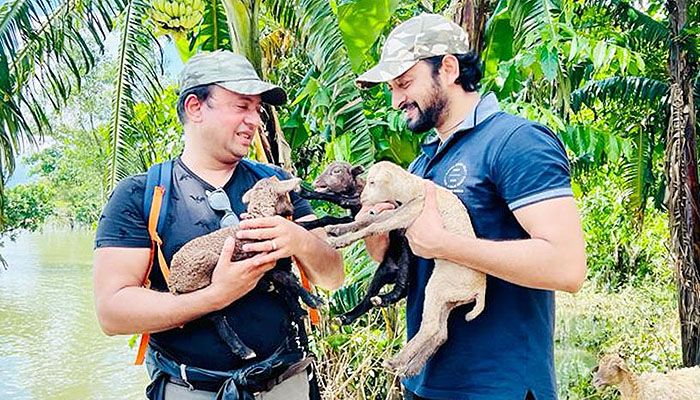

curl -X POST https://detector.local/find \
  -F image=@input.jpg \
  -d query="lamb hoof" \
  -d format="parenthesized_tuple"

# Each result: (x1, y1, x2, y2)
(382, 358, 406, 376)
(325, 225, 342, 237)
(402, 359, 423, 377)
(326, 237, 344, 249)
(304, 293, 325, 308)
(370, 296, 382, 306)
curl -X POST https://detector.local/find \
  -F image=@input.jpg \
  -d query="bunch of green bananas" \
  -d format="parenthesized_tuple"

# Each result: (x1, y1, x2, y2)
(149, 0, 204, 34)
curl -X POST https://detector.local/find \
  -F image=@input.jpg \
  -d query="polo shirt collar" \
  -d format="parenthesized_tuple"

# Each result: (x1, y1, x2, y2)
(422, 92, 501, 150)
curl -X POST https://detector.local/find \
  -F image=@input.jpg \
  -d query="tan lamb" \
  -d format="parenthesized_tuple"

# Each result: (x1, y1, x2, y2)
(169, 176, 323, 360)
(593, 354, 700, 400)
(324, 161, 486, 377)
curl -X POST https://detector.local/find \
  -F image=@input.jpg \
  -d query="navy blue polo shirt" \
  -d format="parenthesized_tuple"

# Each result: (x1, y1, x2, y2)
(95, 157, 314, 371)
(403, 93, 572, 400)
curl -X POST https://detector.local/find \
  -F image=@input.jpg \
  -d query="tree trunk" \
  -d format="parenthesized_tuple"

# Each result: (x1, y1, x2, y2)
(450, 0, 496, 53)
(665, 0, 700, 367)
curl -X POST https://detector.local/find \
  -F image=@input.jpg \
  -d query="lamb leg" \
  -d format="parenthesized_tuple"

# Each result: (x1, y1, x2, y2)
(298, 187, 361, 210)
(269, 270, 325, 309)
(209, 313, 257, 360)
(384, 298, 451, 377)
(371, 233, 413, 307)
(297, 215, 354, 231)
(384, 259, 483, 377)
(337, 255, 399, 325)
(327, 202, 422, 248)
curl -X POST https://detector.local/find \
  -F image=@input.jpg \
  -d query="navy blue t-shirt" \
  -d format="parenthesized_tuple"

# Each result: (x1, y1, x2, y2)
(95, 157, 314, 371)
(403, 94, 572, 400)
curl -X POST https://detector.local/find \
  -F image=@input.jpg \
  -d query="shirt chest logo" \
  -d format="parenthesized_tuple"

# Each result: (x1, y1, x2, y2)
(444, 163, 468, 192)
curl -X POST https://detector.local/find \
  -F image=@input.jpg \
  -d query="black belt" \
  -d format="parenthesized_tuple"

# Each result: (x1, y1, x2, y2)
(167, 357, 314, 393)
(168, 375, 223, 392)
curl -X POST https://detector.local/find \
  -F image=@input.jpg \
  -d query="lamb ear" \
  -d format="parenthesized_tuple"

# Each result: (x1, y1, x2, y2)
(614, 354, 630, 373)
(275, 178, 302, 194)
(351, 165, 364, 176)
(242, 189, 251, 204)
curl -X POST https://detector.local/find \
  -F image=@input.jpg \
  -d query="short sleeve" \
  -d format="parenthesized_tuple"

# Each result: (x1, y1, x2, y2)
(94, 175, 151, 249)
(492, 123, 573, 211)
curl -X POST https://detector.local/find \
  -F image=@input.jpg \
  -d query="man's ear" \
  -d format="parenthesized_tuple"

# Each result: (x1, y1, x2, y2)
(441, 54, 461, 86)
(184, 94, 205, 123)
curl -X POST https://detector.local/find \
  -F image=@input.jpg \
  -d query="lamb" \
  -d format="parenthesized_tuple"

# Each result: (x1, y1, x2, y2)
(593, 354, 700, 400)
(296, 161, 364, 229)
(298, 161, 415, 326)
(324, 161, 486, 377)
(169, 176, 324, 360)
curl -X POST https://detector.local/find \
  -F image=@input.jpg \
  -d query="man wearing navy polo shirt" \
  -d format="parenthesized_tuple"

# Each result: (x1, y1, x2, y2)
(357, 14, 587, 400)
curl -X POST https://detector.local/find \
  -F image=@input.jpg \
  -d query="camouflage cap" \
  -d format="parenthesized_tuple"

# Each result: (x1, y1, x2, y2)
(356, 13, 471, 88)
(178, 50, 287, 105)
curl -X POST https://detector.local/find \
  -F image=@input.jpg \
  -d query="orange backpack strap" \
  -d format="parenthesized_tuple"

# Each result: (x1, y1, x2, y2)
(286, 215, 320, 326)
(135, 163, 173, 365)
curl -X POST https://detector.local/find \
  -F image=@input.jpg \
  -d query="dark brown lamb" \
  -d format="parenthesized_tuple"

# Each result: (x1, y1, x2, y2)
(297, 161, 415, 327)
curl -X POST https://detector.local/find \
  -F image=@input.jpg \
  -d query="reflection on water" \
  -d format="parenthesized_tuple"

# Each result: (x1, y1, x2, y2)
(0, 229, 149, 399)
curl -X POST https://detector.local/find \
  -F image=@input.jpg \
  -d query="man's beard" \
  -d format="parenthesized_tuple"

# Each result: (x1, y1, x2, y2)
(403, 81, 447, 133)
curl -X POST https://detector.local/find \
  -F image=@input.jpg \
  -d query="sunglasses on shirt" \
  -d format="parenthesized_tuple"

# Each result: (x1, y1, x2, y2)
(206, 188, 240, 228)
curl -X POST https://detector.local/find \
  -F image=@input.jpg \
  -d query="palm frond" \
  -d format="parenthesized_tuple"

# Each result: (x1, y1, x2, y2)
(197, 0, 232, 51)
(579, 0, 669, 50)
(221, 0, 262, 72)
(506, 0, 561, 52)
(265, 0, 301, 34)
(571, 76, 669, 112)
(621, 127, 653, 219)
(108, 0, 164, 190)
(0, 0, 127, 185)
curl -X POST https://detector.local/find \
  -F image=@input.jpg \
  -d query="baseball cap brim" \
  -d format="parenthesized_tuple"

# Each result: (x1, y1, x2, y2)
(217, 80, 287, 106)
(356, 59, 419, 89)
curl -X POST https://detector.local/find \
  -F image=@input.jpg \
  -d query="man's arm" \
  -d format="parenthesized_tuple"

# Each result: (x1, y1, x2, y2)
(93, 237, 276, 335)
(236, 216, 344, 290)
(405, 184, 586, 293)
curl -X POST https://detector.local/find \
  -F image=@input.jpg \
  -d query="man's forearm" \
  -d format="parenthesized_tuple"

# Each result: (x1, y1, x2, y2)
(96, 285, 225, 335)
(435, 233, 586, 293)
(296, 229, 344, 290)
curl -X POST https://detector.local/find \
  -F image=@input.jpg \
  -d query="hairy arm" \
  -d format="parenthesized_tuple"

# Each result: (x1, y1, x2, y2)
(406, 184, 586, 293)
(93, 238, 275, 335)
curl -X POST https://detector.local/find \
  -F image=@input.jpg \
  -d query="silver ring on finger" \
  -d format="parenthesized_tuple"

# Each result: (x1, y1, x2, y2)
(271, 239, 277, 251)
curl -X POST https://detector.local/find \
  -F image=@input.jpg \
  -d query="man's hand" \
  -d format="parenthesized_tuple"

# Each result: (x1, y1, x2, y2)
(405, 181, 448, 259)
(208, 237, 276, 309)
(236, 216, 310, 265)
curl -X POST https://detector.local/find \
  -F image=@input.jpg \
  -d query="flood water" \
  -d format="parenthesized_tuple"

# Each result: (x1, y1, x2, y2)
(0, 229, 149, 399)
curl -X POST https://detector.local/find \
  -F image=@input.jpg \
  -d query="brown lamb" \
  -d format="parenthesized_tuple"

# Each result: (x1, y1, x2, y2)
(167, 176, 323, 360)
(168, 176, 299, 294)
(593, 354, 700, 400)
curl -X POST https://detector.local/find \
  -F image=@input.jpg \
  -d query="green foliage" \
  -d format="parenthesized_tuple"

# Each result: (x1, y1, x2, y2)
(0, 0, 129, 185)
(2, 181, 55, 239)
(336, 0, 399, 73)
(311, 241, 405, 399)
(26, 143, 106, 227)
(556, 282, 680, 399)
(108, 0, 165, 190)
(576, 166, 671, 289)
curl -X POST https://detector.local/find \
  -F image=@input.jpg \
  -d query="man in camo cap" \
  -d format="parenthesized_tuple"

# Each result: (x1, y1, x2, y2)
(360, 13, 586, 400)
(94, 50, 343, 400)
